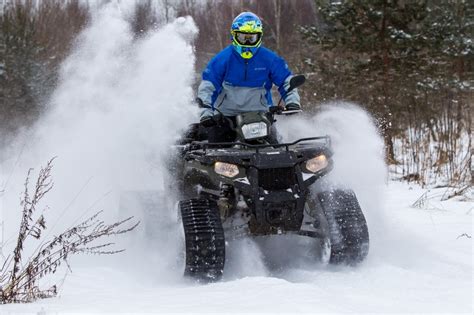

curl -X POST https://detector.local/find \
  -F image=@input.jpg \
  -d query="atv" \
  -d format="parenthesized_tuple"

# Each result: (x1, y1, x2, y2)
(173, 75, 369, 280)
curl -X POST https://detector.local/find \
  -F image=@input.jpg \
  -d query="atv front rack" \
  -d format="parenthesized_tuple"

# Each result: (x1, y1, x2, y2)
(187, 136, 331, 153)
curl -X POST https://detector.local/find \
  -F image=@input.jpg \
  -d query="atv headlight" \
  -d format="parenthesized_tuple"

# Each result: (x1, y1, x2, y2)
(241, 122, 268, 140)
(306, 155, 328, 173)
(214, 162, 239, 178)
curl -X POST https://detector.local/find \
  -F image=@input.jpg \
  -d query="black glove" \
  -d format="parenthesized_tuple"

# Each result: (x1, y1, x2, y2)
(285, 103, 301, 111)
(200, 116, 216, 127)
(196, 98, 206, 108)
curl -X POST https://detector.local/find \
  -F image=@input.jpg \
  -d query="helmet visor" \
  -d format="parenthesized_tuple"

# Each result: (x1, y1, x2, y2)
(234, 32, 261, 46)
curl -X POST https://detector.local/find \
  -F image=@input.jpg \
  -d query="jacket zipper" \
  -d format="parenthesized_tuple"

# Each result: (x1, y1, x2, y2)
(244, 60, 248, 81)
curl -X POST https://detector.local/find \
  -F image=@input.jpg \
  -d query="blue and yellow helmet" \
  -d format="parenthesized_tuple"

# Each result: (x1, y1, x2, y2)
(231, 12, 263, 59)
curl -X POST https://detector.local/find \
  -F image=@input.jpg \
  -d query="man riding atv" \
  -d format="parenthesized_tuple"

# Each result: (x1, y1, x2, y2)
(169, 12, 369, 281)
(197, 11, 300, 142)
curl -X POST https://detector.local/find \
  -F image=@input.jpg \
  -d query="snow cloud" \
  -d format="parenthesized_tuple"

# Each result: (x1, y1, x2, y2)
(0, 3, 198, 273)
(278, 102, 388, 260)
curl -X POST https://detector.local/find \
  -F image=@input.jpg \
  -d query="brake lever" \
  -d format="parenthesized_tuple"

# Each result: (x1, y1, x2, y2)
(279, 109, 303, 115)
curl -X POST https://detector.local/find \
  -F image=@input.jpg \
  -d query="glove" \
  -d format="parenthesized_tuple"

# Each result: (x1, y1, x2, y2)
(285, 103, 301, 111)
(196, 98, 206, 108)
(200, 116, 216, 127)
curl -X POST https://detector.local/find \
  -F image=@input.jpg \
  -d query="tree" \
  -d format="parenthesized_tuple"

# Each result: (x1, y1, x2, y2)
(0, 0, 88, 144)
(301, 0, 472, 185)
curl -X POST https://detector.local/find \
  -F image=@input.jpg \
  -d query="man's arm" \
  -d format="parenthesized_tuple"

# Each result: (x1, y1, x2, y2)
(197, 53, 227, 120)
(269, 55, 301, 109)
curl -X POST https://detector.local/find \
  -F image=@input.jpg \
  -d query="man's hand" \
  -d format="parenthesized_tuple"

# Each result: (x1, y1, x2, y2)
(285, 103, 301, 111)
(200, 116, 216, 127)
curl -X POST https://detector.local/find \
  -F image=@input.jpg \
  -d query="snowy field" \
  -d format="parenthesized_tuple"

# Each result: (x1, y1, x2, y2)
(0, 3, 472, 314)
(0, 181, 472, 314)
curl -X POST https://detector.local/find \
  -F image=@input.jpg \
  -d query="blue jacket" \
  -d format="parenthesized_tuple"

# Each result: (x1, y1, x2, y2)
(198, 45, 300, 118)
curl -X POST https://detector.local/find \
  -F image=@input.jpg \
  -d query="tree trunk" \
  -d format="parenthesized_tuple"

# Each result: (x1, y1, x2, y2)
(273, 0, 282, 52)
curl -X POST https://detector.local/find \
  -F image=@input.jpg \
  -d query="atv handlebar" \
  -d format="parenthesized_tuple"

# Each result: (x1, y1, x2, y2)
(274, 108, 303, 115)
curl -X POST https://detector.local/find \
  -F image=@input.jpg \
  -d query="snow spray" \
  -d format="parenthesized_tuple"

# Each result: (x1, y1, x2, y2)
(280, 103, 387, 222)
(274, 103, 389, 270)
(0, 3, 198, 282)
(225, 103, 389, 277)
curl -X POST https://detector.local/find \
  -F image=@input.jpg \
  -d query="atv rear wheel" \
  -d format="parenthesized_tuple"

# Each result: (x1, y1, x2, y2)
(318, 189, 369, 265)
(179, 198, 225, 281)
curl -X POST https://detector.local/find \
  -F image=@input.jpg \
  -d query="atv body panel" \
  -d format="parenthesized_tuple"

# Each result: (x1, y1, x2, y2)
(180, 138, 333, 235)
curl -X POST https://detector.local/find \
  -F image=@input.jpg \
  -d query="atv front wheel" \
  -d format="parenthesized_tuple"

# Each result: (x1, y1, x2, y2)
(179, 198, 225, 281)
(318, 189, 369, 265)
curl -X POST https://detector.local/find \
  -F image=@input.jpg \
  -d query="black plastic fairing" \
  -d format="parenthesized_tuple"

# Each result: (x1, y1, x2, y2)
(186, 142, 332, 167)
(181, 137, 334, 232)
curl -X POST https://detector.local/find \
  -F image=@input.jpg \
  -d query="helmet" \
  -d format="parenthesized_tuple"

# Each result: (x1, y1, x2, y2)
(230, 12, 263, 59)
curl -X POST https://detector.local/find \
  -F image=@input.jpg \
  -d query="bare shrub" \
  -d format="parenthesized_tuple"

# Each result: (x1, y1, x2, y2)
(0, 159, 138, 304)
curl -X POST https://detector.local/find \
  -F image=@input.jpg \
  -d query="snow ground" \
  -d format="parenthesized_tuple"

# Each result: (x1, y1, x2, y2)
(0, 4, 471, 314)
(1, 181, 472, 314)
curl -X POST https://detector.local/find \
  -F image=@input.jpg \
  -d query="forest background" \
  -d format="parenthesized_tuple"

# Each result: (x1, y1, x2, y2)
(0, 0, 472, 187)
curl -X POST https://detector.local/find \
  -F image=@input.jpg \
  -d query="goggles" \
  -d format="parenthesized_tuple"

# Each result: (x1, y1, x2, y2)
(234, 32, 261, 46)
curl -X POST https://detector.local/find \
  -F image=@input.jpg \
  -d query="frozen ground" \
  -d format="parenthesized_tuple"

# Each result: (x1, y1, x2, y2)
(1, 181, 472, 314)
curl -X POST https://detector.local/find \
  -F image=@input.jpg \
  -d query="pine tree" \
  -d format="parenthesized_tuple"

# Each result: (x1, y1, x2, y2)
(302, 0, 472, 182)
